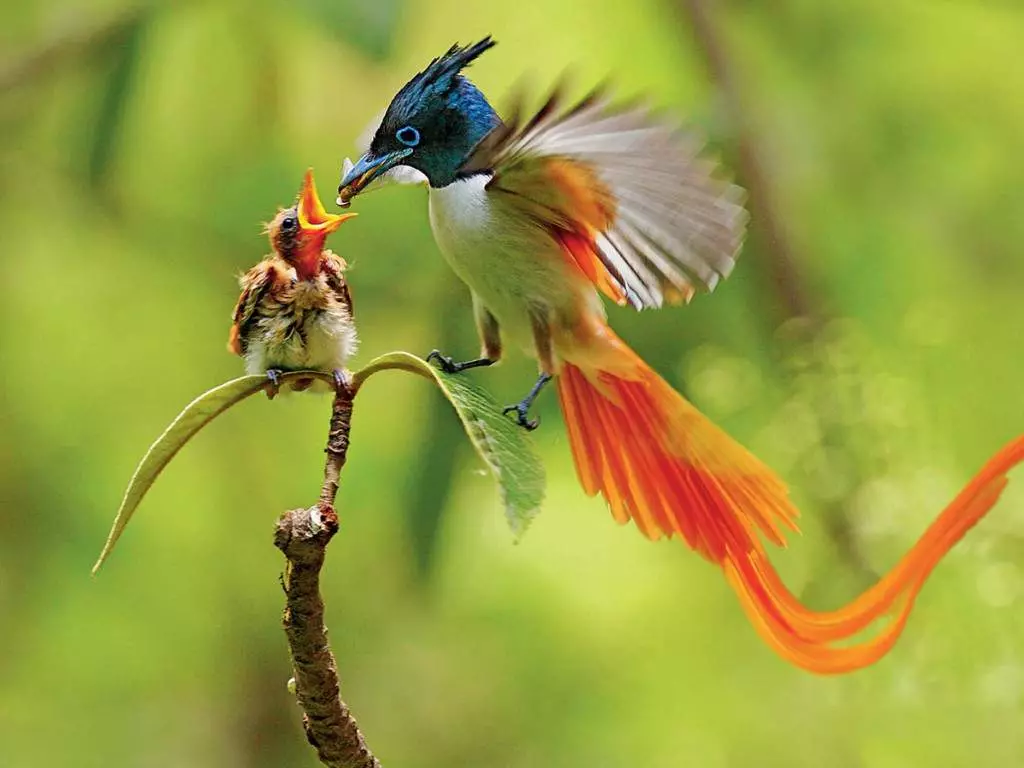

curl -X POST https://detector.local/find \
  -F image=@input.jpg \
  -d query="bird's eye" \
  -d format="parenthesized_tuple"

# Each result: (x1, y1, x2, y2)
(396, 125, 420, 147)
(281, 215, 297, 231)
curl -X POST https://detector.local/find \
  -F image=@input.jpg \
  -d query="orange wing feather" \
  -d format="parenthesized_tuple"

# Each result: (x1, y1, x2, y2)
(539, 157, 636, 307)
(544, 158, 616, 232)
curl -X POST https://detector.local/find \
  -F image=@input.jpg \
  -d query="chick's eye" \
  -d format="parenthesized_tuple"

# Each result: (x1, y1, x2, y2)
(396, 126, 420, 147)
(281, 215, 297, 231)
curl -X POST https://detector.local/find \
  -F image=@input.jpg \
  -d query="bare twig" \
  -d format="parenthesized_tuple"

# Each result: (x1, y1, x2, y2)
(274, 384, 382, 768)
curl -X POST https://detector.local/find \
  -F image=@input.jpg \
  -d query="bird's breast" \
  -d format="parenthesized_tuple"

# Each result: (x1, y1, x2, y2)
(428, 174, 496, 273)
(290, 279, 328, 311)
(428, 176, 588, 343)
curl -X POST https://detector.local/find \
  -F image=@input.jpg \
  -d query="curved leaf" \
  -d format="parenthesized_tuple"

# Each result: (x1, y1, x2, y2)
(352, 352, 546, 537)
(96, 352, 546, 574)
(92, 371, 329, 574)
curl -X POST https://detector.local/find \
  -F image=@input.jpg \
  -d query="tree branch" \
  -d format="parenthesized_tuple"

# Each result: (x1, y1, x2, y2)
(274, 385, 381, 768)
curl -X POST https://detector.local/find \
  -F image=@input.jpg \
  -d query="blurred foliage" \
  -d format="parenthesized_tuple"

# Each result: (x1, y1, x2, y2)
(1, 1, 1023, 766)
(296, 0, 404, 60)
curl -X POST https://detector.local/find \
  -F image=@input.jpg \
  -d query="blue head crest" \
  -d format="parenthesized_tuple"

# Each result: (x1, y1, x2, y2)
(389, 37, 496, 122)
(359, 37, 501, 188)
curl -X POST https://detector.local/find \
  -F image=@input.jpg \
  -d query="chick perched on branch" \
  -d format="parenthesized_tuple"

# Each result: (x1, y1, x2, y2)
(229, 170, 358, 395)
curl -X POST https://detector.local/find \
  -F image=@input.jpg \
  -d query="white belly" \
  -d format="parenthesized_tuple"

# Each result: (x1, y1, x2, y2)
(244, 293, 357, 377)
(428, 175, 593, 351)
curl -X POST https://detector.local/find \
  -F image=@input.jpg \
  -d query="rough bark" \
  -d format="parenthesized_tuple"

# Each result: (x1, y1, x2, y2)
(274, 385, 382, 768)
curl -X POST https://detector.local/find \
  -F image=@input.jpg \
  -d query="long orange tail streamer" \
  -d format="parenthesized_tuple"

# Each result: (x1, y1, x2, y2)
(557, 330, 1024, 674)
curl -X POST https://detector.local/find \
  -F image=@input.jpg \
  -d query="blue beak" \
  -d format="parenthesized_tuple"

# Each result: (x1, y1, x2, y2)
(336, 148, 413, 206)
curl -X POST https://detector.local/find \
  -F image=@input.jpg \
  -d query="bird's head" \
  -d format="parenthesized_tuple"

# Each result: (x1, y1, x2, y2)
(269, 169, 356, 279)
(337, 37, 500, 202)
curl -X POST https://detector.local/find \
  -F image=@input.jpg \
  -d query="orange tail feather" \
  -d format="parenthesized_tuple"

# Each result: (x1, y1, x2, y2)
(557, 331, 1024, 673)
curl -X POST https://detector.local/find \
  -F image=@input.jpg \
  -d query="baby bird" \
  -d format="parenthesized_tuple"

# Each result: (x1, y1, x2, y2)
(229, 170, 358, 394)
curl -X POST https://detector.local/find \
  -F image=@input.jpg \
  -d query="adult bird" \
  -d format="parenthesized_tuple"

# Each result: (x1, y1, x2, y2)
(230, 169, 357, 395)
(337, 38, 1024, 673)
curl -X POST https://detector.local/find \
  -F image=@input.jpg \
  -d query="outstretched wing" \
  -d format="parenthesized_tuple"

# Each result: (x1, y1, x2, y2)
(227, 259, 277, 355)
(468, 86, 748, 309)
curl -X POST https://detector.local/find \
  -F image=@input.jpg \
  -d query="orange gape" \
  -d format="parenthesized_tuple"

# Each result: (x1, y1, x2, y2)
(557, 327, 1024, 674)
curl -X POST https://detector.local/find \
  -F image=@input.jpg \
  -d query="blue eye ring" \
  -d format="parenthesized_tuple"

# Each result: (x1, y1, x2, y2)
(396, 125, 420, 147)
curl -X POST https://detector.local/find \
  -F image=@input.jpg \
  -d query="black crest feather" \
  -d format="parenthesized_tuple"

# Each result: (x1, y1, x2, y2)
(391, 37, 496, 114)
(421, 37, 495, 88)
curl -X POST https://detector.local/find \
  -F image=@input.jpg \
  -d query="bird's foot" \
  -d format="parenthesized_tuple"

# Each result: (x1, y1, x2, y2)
(502, 372, 553, 432)
(502, 401, 539, 431)
(425, 349, 495, 374)
(332, 368, 353, 395)
(265, 368, 283, 400)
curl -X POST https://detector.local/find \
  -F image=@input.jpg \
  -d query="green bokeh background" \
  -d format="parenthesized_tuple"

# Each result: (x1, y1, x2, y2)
(2, 1, 1023, 766)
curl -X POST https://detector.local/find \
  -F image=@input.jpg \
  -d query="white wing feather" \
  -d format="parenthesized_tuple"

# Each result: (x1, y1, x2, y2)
(477, 88, 748, 309)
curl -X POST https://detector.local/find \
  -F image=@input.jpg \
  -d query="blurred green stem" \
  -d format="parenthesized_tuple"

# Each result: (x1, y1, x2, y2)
(0, 6, 148, 94)
(677, 0, 820, 326)
(274, 385, 382, 768)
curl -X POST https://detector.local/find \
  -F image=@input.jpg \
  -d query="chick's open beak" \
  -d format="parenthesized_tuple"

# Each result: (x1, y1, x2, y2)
(299, 169, 357, 233)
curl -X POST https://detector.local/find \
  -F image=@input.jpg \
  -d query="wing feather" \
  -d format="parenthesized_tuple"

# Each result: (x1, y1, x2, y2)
(473, 85, 748, 309)
(321, 250, 355, 319)
(228, 260, 276, 356)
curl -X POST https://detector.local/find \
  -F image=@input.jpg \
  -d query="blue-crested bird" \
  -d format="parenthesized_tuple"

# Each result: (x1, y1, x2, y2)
(336, 38, 1024, 673)
(229, 170, 357, 395)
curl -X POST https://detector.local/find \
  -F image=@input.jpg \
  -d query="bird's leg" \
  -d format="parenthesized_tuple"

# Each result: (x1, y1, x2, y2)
(265, 368, 283, 400)
(427, 295, 503, 374)
(503, 373, 553, 431)
(426, 349, 495, 374)
(503, 309, 555, 430)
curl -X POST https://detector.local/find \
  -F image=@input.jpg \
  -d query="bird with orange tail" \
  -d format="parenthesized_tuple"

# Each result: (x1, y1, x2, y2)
(337, 38, 1024, 673)
(229, 170, 358, 395)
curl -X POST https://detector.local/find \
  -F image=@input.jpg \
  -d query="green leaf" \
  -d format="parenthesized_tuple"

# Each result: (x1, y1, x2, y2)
(353, 352, 546, 538)
(95, 353, 546, 574)
(403, 288, 478, 582)
(92, 371, 329, 574)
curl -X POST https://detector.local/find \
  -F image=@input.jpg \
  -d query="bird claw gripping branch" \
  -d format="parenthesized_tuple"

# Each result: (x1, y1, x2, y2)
(264, 368, 283, 399)
(332, 369, 352, 395)
(502, 373, 552, 432)
(335, 37, 1024, 673)
(425, 349, 495, 374)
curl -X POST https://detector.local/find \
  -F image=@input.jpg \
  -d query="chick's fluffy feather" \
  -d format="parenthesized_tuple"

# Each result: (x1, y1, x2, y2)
(228, 250, 357, 376)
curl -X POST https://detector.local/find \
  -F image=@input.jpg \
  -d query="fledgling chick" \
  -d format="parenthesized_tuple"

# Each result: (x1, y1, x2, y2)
(228, 169, 358, 393)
